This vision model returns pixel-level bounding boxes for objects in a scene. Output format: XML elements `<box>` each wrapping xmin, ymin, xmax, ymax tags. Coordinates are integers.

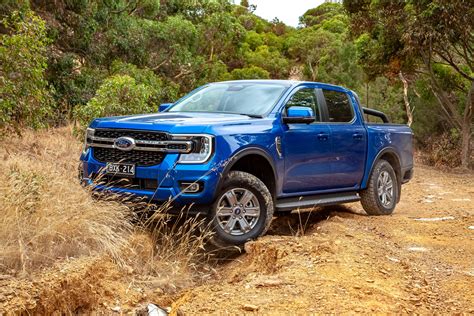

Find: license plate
<box><xmin>105</xmin><ymin>163</ymin><xmax>135</xmax><ymax>176</ymax></box>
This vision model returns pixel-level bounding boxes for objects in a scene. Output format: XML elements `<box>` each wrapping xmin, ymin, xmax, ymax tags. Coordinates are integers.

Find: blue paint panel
<box><xmin>328</xmin><ymin>122</ymin><xmax>367</xmax><ymax>189</ymax></box>
<box><xmin>282</xmin><ymin>123</ymin><xmax>332</xmax><ymax>193</ymax></box>
<box><xmin>360</xmin><ymin>124</ymin><xmax>413</xmax><ymax>189</ymax></box>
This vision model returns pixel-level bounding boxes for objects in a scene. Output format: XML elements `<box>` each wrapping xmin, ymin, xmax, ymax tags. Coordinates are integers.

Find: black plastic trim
<box><xmin>368</xmin><ymin>148</ymin><xmax>403</xmax><ymax>203</ymax></box>
<box><xmin>370</xmin><ymin>148</ymin><xmax>402</xmax><ymax>180</ymax></box>
<box><xmin>214</xmin><ymin>147</ymin><xmax>278</xmax><ymax>199</ymax></box>
<box><xmin>363</xmin><ymin>107</ymin><xmax>390</xmax><ymax>123</ymax></box>
<box><xmin>401</xmin><ymin>167</ymin><xmax>414</xmax><ymax>184</ymax></box>
<box><xmin>282</xmin><ymin>116</ymin><xmax>316</xmax><ymax>124</ymax></box>
<box><xmin>275</xmin><ymin>192</ymin><xmax>360</xmax><ymax>211</ymax></box>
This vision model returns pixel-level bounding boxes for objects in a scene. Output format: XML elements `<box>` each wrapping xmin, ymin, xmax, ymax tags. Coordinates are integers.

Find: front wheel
<box><xmin>360</xmin><ymin>159</ymin><xmax>399</xmax><ymax>215</ymax></box>
<box><xmin>209</xmin><ymin>171</ymin><xmax>274</xmax><ymax>246</ymax></box>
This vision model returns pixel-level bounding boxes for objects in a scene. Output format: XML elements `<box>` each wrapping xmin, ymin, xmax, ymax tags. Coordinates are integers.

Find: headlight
<box><xmin>176</xmin><ymin>135</ymin><xmax>214</xmax><ymax>164</ymax></box>
<box><xmin>83</xmin><ymin>128</ymin><xmax>95</xmax><ymax>153</ymax></box>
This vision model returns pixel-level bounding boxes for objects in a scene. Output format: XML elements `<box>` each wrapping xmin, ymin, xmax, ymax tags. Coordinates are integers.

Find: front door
<box><xmin>282</xmin><ymin>87</ymin><xmax>333</xmax><ymax>193</ymax></box>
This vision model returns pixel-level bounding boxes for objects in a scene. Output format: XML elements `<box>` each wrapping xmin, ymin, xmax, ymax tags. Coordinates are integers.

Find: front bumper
<box><xmin>80</xmin><ymin>148</ymin><xmax>221</xmax><ymax>206</ymax></box>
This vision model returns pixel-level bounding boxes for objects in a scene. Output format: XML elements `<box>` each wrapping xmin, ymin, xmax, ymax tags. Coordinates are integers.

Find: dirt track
<box><xmin>175</xmin><ymin>165</ymin><xmax>474</xmax><ymax>314</ymax></box>
<box><xmin>1</xmin><ymin>165</ymin><xmax>473</xmax><ymax>314</ymax></box>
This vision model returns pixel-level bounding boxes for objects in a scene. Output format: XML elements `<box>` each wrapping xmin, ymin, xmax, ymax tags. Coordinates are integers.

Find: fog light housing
<box><xmin>179</xmin><ymin>182</ymin><xmax>202</xmax><ymax>193</ymax></box>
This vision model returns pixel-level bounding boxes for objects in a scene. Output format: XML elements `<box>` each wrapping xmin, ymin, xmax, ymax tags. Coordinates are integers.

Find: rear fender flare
<box><xmin>365</xmin><ymin>148</ymin><xmax>402</xmax><ymax>202</ymax></box>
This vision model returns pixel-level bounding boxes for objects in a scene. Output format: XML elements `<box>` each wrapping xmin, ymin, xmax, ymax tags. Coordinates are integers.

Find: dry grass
<box><xmin>0</xmin><ymin>126</ymin><xmax>214</xmax><ymax>311</ymax></box>
<box><xmin>0</xmin><ymin>127</ymin><xmax>133</xmax><ymax>274</ymax></box>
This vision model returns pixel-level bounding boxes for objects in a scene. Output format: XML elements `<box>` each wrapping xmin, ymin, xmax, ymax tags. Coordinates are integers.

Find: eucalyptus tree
<box><xmin>345</xmin><ymin>0</ymin><xmax>473</xmax><ymax>168</ymax></box>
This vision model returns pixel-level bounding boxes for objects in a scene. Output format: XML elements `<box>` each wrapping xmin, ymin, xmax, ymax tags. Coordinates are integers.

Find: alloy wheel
<box><xmin>216</xmin><ymin>188</ymin><xmax>261</xmax><ymax>236</ymax></box>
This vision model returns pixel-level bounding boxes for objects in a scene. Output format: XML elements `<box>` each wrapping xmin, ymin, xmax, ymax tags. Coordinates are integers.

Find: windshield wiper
<box><xmin>239</xmin><ymin>113</ymin><xmax>263</xmax><ymax>118</ymax></box>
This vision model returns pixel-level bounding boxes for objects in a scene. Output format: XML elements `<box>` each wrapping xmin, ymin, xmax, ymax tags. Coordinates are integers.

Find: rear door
<box><xmin>320</xmin><ymin>89</ymin><xmax>367</xmax><ymax>189</ymax></box>
<box><xmin>282</xmin><ymin>86</ymin><xmax>333</xmax><ymax>193</ymax></box>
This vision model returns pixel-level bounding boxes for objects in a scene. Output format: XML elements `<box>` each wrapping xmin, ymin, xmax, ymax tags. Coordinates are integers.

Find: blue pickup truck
<box><xmin>80</xmin><ymin>80</ymin><xmax>413</xmax><ymax>245</ymax></box>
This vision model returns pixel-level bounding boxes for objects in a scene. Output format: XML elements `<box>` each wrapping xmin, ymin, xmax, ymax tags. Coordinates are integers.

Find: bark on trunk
<box><xmin>209</xmin><ymin>44</ymin><xmax>214</xmax><ymax>61</ymax></box>
<box><xmin>308</xmin><ymin>61</ymin><xmax>316</xmax><ymax>81</ymax></box>
<box><xmin>399</xmin><ymin>71</ymin><xmax>414</xmax><ymax>127</ymax></box>
<box><xmin>461</xmin><ymin>81</ymin><xmax>473</xmax><ymax>169</ymax></box>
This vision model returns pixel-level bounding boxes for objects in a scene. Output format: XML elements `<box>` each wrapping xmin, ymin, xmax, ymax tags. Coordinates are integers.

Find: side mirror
<box><xmin>159</xmin><ymin>103</ymin><xmax>173</xmax><ymax>112</ymax></box>
<box><xmin>283</xmin><ymin>106</ymin><xmax>316</xmax><ymax>124</ymax></box>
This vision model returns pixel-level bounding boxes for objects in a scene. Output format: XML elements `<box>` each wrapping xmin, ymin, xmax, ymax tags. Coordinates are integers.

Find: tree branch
<box><xmin>399</xmin><ymin>71</ymin><xmax>414</xmax><ymax>126</ymax></box>
<box><xmin>421</xmin><ymin>47</ymin><xmax>463</xmax><ymax>130</ymax></box>
<box><xmin>434</xmin><ymin>47</ymin><xmax>474</xmax><ymax>82</ymax></box>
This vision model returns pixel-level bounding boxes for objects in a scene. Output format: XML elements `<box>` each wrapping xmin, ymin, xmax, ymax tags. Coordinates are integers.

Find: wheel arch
<box><xmin>369</xmin><ymin>148</ymin><xmax>402</xmax><ymax>202</ymax></box>
<box><xmin>215</xmin><ymin>147</ymin><xmax>277</xmax><ymax>199</ymax></box>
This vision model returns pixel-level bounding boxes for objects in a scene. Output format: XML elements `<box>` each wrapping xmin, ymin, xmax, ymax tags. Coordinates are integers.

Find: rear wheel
<box><xmin>209</xmin><ymin>171</ymin><xmax>273</xmax><ymax>246</ymax></box>
<box><xmin>360</xmin><ymin>159</ymin><xmax>399</xmax><ymax>215</ymax></box>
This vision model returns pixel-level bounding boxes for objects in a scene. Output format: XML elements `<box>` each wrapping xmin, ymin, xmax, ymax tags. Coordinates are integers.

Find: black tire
<box><xmin>360</xmin><ymin>159</ymin><xmax>399</xmax><ymax>216</ymax></box>
<box><xmin>209</xmin><ymin>171</ymin><xmax>274</xmax><ymax>246</ymax></box>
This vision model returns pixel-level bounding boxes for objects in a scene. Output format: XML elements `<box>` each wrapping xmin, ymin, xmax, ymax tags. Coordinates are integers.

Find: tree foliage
<box><xmin>345</xmin><ymin>0</ymin><xmax>473</xmax><ymax>168</ymax></box>
<box><xmin>0</xmin><ymin>0</ymin><xmax>471</xmax><ymax>167</ymax></box>
<box><xmin>0</xmin><ymin>10</ymin><xmax>53</xmax><ymax>131</ymax></box>
<box><xmin>74</xmin><ymin>74</ymin><xmax>154</xmax><ymax>126</ymax></box>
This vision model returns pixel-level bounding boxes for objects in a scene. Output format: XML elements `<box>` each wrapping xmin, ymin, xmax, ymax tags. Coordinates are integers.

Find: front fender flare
<box><xmin>213</xmin><ymin>147</ymin><xmax>277</xmax><ymax>200</ymax></box>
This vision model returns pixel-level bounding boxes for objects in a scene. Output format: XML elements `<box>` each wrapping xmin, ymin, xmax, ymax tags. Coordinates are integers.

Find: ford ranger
<box><xmin>79</xmin><ymin>80</ymin><xmax>414</xmax><ymax>246</ymax></box>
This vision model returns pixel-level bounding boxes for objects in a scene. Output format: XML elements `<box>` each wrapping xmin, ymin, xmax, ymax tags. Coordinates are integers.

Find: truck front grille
<box><xmin>88</xmin><ymin>128</ymin><xmax>196</xmax><ymax>166</ymax></box>
<box><xmin>94</xmin><ymin>129</ymin><xmax>169</xmax><ymax>141</ymax></box>
<box><xmin>93</xmin><ymin>147</ymin><xmax>165</xmax><ymax>166</ymax></box>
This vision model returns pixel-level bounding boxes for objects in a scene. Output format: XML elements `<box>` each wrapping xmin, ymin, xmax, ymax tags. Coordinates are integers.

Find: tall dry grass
<box><xmin>0</xmin><ymin>127</ymin><xmax>133</xmax><ymax>274</ymax></box>
<box><xmin>123</xmin><ymin>209</ymin><xmax>215</xmax><ymax>292</ymax></box>
<box><xmin>0</xmin><ymin>127</ymin><xmax>213</xmax><ymax>287</ymax></box>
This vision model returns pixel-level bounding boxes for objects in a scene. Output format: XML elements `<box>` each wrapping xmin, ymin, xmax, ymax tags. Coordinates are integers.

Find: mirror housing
<box><xmin>283</xmin><ymin>106</ymin><xmax>316</xmax><ymax>124</ymax></box>
<box><xmin>159</xmin><ymin>103</ymin><xmax>173</xmax><ymax>112</ymax></box>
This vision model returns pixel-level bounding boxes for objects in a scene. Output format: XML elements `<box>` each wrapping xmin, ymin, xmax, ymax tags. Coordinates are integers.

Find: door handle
<box><xmin>317</xmin><ymin>133</ymin><xmax>329</xmax><ymax>141</ymax></box>
<box><xmin>353</xmin><ymin>133</ymin><xmax>363</xmax><ymax>140</ymax></box>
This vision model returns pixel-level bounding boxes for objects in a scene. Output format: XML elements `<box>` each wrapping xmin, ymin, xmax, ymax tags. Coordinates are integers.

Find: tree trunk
<box><xmin>461</xmin><ymin>81</ymin><xmax>473</xmax><ymax>169</ymax></box>
<box><xmin>421</xmin><ymin>49</ymin><xmax>463</xmax><ymax>129</ymax></box>
<box><xmin>209</xmin><ymin>44</ymin><xmax>214</xmax><ymax>61</ymax></box>
<box><xmin>308</xmin><ymin>61</ymin><xmax>316</xmax><ymax>81</ymax></box>
<box><xmin>399</xmin><ymin>71</ymin><xmax>414</xmax><ymax>127</ymax></box>
<box><xmin>366</xmin><ymin>82</ymin><xmax>369</xmax><ymax>108</ymax></box>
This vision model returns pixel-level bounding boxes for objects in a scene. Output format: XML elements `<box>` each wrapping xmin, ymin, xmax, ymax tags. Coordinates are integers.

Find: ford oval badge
<box><xmin>114</xmin><ymin>137</ymin><xmax>136</xmax><ymax>151</ymax></box>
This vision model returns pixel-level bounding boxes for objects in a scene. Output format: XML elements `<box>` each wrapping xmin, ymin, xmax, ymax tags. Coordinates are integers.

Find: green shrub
<box><xmin>74</xmin><ymin>75</ymin><xmax>154</xmax><ymax>126</ymax></box>
<box><xmin>48</xmin><ymin>54</ymin><xmax>107</xmax><ymax>118</ymax></box>
<box><xmin>244</xmin><ymin>45</ymin><xmax>290</xmax><ymax>78</ymax></box>
<box><xmin>226</xmin><ymin>66</ymin><xmax>270</xmax><ymax>80</ymax></box>
<box><xmin>0</xmin><ymin>10</ymin><xmax>53</xmax><ymax>131</ymax></box>
<box><xmin>110</xmin><ymin>60</ymin><xmax>179</xmax><ymax>104</ymax></box>
<box><xmin>197</xmin><ymin>59</ymin><xmax>230</xmax><ymax>85</ymax></box>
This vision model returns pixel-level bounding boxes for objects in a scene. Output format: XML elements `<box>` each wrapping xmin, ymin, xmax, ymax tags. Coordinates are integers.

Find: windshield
<box><xmin>169</xmin><ymin>83</ymin><xmax>288</xmax><ymax>116</ymax></box>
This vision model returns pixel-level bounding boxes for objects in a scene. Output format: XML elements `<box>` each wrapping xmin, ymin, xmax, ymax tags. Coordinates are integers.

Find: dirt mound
<box><xmin>0</xmin><ymin>257</ymin><xmax>117</xmax><ymax>313</ymax></box>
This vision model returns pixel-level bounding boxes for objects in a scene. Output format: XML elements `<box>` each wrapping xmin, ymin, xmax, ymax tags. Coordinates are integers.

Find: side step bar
<box><xmin>275</xmin><ymin>192</ymin><xmax>360</xmax><ymax>211</ymax></box>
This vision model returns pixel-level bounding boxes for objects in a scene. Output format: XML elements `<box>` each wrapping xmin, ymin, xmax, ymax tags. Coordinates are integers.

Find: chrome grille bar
<box><xmin>87</xmin><ymin>136</ymin><xmax>193</xmax><ymax>153</ymax></box>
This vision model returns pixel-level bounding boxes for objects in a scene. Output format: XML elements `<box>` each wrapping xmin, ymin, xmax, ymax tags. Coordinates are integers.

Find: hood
<box><xmin>90</xmin><ymin>112</ymin><xmax>261</xmax><ymax>134</ymax></box>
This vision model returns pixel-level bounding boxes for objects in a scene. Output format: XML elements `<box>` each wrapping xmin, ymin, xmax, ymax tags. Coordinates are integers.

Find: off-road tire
<box><xmin>360</xmin><ymin>159</ymin><xmax>399</xmax><ymax>216</ymax></box>
<box><xmin>209</xmin><ymin>171</ymin><xmax>274</xmax><ymax>247</ymax></box>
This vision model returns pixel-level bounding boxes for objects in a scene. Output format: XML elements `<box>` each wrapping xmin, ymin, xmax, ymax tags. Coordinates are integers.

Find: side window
<box><xmin>323</xmin><ymin>90</ymin><xmax>354</xmax><ymax>123</ymax></box>
<box><xmin>285</xmin><ymin>88</ymin><xmax>321</xmax><ymax>122</ymax></box>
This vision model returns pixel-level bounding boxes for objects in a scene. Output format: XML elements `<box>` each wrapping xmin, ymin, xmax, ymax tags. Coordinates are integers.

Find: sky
<box><xmin>248</xmin><ymin>0</ymin><xmax>326</xmax><ymax>27</ymax></box>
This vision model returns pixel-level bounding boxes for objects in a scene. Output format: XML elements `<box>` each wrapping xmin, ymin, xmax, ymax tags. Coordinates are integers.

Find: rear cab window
<box><xmin>322</xmin><ymin>89</ymin><xmax>354</xmax><ymax>123</ymax></box>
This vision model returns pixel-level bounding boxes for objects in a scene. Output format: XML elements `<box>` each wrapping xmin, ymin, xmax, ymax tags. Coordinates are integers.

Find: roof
<box><xmin>212</xmin><ymin>79</ymin><xmax>349</xmax><ymax>91</ymax></box>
